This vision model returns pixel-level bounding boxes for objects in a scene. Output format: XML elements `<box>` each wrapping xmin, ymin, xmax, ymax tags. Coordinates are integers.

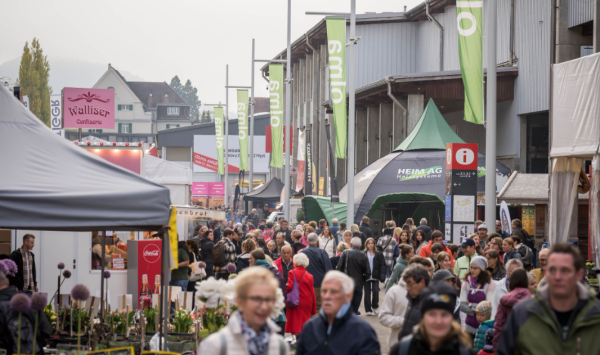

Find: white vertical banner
<box><xmin>23</xmin><ymin>95</ymin><xmax>30</xmax><ymax>110</ymax></box>
<box><xmin>50</xmin><ymin>94</ymin><xmax>65</xmax><ymax>137</ymax></box>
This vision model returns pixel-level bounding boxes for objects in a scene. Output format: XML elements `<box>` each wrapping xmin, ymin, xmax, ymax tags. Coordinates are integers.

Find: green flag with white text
<box><xmin>237</xmin><ymin>89</ymin><xmax>249</xmax><ymax>171</ymax></box>
<box><xmin>269</xmin><ymin>64</ymin><xmax>284</xmax><ymax>168</ymax></box>
<box><xmin>326</xmin><ymin>17</ymin><xmax>347</xmax><ymax>158</ymax></box>
<box><xmin>214</xmin><ymin>106</ymin><xmax>225</xmax><ymax>175</ymax></box>
<box><xmin>457</xmin><ymin>0</ymin><xmax>483</xmax><ymax>124</ymax></box>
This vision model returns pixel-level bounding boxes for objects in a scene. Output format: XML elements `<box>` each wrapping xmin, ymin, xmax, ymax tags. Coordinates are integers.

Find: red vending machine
<box><xmin>127</xmin><ymin>239</ymin><xmax>162</xmax><ymax>309</ymax></box>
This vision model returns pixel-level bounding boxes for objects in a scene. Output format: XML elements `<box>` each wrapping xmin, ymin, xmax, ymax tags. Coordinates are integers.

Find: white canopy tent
<box><xmin>550</xmin><ymin>52</ymin><xmax>599</xmax><ymax>264</ymax></box>
<box><xmin>144</xmin><ymin>155</ymin><xmax>192</xmax><ymax>206</ymax></box>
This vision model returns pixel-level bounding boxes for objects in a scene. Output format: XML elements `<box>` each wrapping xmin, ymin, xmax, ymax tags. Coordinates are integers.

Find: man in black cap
<box><xmin>454</xmin><ymin>237</ymin><xmax>477</xmax><ymax>282</ymax></box>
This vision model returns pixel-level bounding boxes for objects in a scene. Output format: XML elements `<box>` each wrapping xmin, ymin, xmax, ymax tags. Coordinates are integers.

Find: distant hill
<box><xmin>0</xmin><ymin>56</ymin><xmax>145</xmax><ymax>93</ymax></box>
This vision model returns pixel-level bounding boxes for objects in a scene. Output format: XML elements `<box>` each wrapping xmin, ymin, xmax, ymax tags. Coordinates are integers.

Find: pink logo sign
<box><xmin>142</xmin><ymin>243</ymin><xmax>161</xmax><ymax>264</ymax></box>
<box><xmin>192</xmin><ymin>182</ymin><xmax>225</xmax><ymax>196</ymax></box>
<box><xmin>63</xmin><ymin>87</ymin><xmax>115</xmax><ymax>129</ymax></box>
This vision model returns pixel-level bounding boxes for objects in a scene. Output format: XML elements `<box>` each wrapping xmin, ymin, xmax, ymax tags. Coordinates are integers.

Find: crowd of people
<box><xmin>193</xmin><ymin>213</ymin><xmax>600</xmax><ymax>355</ymax></box>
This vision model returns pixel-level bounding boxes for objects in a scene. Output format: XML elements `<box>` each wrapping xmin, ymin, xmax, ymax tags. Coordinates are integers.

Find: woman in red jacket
<box><xmin>285</xmin><ymin>252</ymin><xmax>317</xmax><ymax>341</ymax></box>
<box><xmin>493</xmin><ymin>268</ymin><xmax>532</xmax><ymax>350</ymax></box>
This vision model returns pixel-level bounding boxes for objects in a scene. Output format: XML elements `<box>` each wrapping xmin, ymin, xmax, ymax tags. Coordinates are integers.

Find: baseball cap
<box><xmin>460</xmin><ymin>238</ymin><xmax>475</xmax><ymax>247</ymax></box>
<box><xmin>431</xmin><ymin>269</ymin><xmax>456</xmax><ymax>283</ymax></box>
<box><xmin>478</xmin><ymin>224</ymin><xmax>488</xmax><ymax>230</ymax></box>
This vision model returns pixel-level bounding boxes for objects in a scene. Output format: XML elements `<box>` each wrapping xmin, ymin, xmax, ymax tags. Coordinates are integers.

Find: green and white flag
<box><xmin>214</xmin><ymin>106</ymin><xmax>225</xmax><ymax>175</ymax></box>
<box><xmin>457</xmin><ymin>0</ymin><xmax>483</xmax><ymax>124</ymax></box>
<box><xmin>237</xmin><ymin>89</ymin><xmax>249</xmax><ymax>171</ymax></box>
<box><xmin>269</xmin><ymin>64</ymin><xmax>284</xmax><ymax>168</ymax></box>
<box><xmin>326</xmin><ymin>17</ymin><xmax>347</xmax><ymax>158</ymax></box>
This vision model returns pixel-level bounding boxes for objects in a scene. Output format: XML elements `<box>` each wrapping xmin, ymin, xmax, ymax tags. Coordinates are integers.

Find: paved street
<box><xmin>357</xmin><ymin>284</ymin><xmax>391</xmax><ymax>355</ymax></box>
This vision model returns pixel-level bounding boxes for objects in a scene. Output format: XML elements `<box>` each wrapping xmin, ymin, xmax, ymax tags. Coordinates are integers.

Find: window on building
<box><xmin>119</xmin><ymin>123</ymin><xmax>132</xmax><ymax>133</ymax></box>
<box><xmin>107</xmin><ymin>86</ymin><xmax>115</xmax><ymax>90</ymax></box>
<box><xmin>166</xmin><ymin>124</ymin><xmax>180</xmax><ymax>129</ymax></box>
<box><xmin>118</xmin><ymin>104</ymin><xmax>133</xmax><ymax>111</ymax></box>
<box><xmin>167</xmin><ymin>107</ymin><xmax>180</xmax><ymax>115</ymax></box>
<box><xmin>88</xmin><ymin>129</ymin><xmax>103</xmax><ymax>133</ymax></box>
<box><xmin>90</xmin><ymin>231</ymin><xmax>159</xmax><ymax>270</ymax></box>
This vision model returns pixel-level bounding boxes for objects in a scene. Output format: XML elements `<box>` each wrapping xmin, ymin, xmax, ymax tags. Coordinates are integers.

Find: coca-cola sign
<box><xmin>142</xmin><ymin>243</ymin><xmax>161</xmax><ymax>264</ymax></box>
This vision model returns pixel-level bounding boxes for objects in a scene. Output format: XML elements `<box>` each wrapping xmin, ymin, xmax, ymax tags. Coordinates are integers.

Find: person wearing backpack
<box><xmin>390</xmin><ymin>282</ymin><xmax>476</xmax><ymax>355</ymax></box>
<box><xmin>511</xmin><ymin>235</ymin><xmax>533</xmax><ymax>271</ymax></box>
<box><xmin>212</xmin><ymin>228</ymin><xmax>237</xmax><ymax>280</ymax></box>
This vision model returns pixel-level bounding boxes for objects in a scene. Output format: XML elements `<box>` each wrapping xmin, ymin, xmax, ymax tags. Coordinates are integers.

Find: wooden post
<box><xmin>125</xmin><ymin>305</ymin><xmax>130</xmax><ymax>338</ymax></box>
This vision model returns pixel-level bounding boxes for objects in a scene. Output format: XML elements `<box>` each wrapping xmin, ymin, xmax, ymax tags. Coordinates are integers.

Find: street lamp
<box><xmin>307</xmin><ymin>0</ymin><xmax>357</xmax><ymax>225</ymax></box>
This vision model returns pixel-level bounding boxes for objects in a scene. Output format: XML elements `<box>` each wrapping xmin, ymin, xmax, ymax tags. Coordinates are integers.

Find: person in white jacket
<box><xmin>491</xmin><ymin>258</ymin><xmax>524</xmax><ymax>318</ymax></box>
<box><xmin>378</xmin><ymin>279</ymin><xmax>409</xmax><ymax>348</ymax></box>
<box><xmin>198</xmin><ymin>267</ymin><xmax>290</xmax><ymax>355</ymax></box>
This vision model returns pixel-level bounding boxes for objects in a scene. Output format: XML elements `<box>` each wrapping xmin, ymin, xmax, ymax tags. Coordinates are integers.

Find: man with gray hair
<box><xmin>0</xmin><ymin>272</ymin><xmax>16</xmax><ymax>301</ymax></box>
<box><xmin>412</xmin><ymin>217</ymin><xmax>432</xmax><ymax>241</ymax></box>
<box><xmin>336</xmin><ymin>237</ymin><xmax>371</xmax><ymax>314</ymax></box>
<box><xmin>492</xmin><ymin>258</ymin><xmax>524</xmax><ymax>316</ymax></box>
<box><xmin>330</xmin><ymin>218</ymin><xmax>340</xmax><ymax>237</ymax></box>
<box><xmin>296</xmin><ymin>271</ymin><xmax>381</xmax><ymax>355</ymax></box>
<box><xmin>301</xmin><ymin>233</ymin><xmax>332</xmax><ymax>309</ymax></box>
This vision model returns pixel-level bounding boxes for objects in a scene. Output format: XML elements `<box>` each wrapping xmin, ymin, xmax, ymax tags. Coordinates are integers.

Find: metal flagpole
<box><xmin>284</xmin><ymin>0</ymin><xmax>292</xmax><ymax>222</ymax></box>
<box><xmin>250</xmin><ymin>39</ymin><xmax>256</xmax><ymax>193</ymax></box>
<box><xmin>225</xmin><ymin>65</ymin><xmax>229</xmax><ymax>209</ymax></box>
<box><xmin>485</xmin><ymin>0</ymin><xmax>497</xmax><ymax>227</ymax></box>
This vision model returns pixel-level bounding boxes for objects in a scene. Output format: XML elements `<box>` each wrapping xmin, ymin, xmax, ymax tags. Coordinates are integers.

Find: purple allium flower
<box><xmin>198</xmin><ymin>261</ymin><xmax>206</xmax><ymax>269</ymax></box>
<box><xmin>3</xmin><ymin>260</ymin><xmax>17</xmax><ymax>277</ymax></box>
<box><xmin>57</xmin><ymin>262</ymin><xmax>65</xmax><ymax>270</ymax></box>
<box><xmin>31</xmin><ymin>293</ymin><xmax>47</xmax><ymax>311</ymax></box>
<box><xmin>71</xmin><ymin>284</ymin><xmax>90</xmax><ymax>301</ymax></box>
<box><xmin>10</xmin><ymin>294</ymin><xmax>31</xmax><ymax>312</ymax></box>
<box><xmin>103</xmin><ymin>270</ymin><xmax>111</xmax><ymax>279</ymax></box>
<box><xmin>0</xmin><ymin>261</ymin><xmax>8</xmax><ymax>276</ymax></box>
<box><xmin>226</xmin><ymin>262</ymin><xmax>236</xmax><ymax>273</ymax></box>
<box><xmin>62</xmin><ymin>270</ymin><xmax>72</xmax><ymax>279</ymax></box>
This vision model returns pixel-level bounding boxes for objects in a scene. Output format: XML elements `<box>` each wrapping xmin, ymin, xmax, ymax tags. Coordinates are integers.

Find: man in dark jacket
<box><xmin>296</xmin><ymin>271</ymin><xmax>381</xmax><ymax>355</ymax></box>
<box><xmin>397</xmin><ymin>264</ymin><xmax>430</xmax><ymax>340</ymax></box>
<box><xmin>9</xmin><ymin>234</ymin><xmax>37</xmax><ymax>293</ymax></box>
<box><xmin>276</xmin><ymin>220</ymin><xmax>293</xmax><ymax>244</ymax></box>
<box><xmin>359</xmin><ymin>216</ymin><xmax>374</xmax><ymax>242</ymax></box>
<box><xmin>497</xmin><ymin>243</ymin><xmax>600</xmax><ymax>355</ymax></box>
<box><xmin>336</xmin><ymin>237</ymin><xmax>371</xmax><ymax>314</ymax></box>
<box><xmin>0</xmin><ymin>272</ymin><xmax>17</xmax><ymax>301</ymax></box>
<box><xmin>300</xmin><ymin>233</ymin><xmax>332</xmax><ymax>310</ymax></box>
<box><xmin>412</xmin><ymin>218</ymin><xmax>433</xmax><ymax>241</ymax></box>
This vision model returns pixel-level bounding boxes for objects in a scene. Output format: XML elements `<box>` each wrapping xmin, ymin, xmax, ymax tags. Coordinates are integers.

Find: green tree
<box><xmin>169</xmin><ymin>76</ymin><xmax>201</xmax><ymax>119</ymax></box>
<box><xmin>19</xmin><ymin>38</ymin><xmax>51</xmax><ymax>126</ymax></box>
<box><xmin>200</xmin><ymin>110</ymin><xmax>212</xmax><ymax>123</ymax></box>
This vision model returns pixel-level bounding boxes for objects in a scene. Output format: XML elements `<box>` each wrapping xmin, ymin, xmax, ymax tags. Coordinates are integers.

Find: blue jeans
<box><xmin>169</xmin><ymin>279</ymin><xmax>188</xmax><ymax>313</ymax></box>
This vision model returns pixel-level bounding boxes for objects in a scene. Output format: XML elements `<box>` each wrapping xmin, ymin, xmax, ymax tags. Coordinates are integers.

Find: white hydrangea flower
<box><xmin>221</xmin><ymin>278</ymin><xmax>237</xmax><ymax>305</ymax></box>
<box><xmin>270</xmin><ymin>287</ymin><xmax>285</xmax><ymax>319</ymax></box>
<box><xmin>196</xmin><ymin>277</ymin><xmax>226</xmax><ymax>308</ymax></box>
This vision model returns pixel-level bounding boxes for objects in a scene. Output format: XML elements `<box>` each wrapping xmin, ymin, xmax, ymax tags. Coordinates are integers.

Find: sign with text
<box><xmin>50</xmin><ymin>93</ymin><xmax>65</xmax><ymax>137</ymax></box>
<box><xmin>63</xmin><ymin>87</ymin><xmax>115</xmax><ymax>129</ymax></box>
<box><xmin>191</xmin><ymin>182</ymin><xmax>225</xmax><ymax>196</ymax></box>
<box><xmin>193</xmin><ymin>135</ymin><xmax>269</xmax><ymax>173</ymax></box>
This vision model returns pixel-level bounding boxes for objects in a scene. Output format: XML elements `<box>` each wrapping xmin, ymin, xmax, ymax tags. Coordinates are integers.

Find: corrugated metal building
<box><xmin>262</xmin><ymin>0</ymin><xmax>565</xmax><ymax>196</ymax></box>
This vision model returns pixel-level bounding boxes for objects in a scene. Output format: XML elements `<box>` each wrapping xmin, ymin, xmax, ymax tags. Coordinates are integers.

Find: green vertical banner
<box><xmin>457</xmin><ymin>0</ymin><xmax>483</xmax><ymax>124</ymax></box>
<box><xmin>326</xmin><ymin>17</ymin><xmax>347</xmax><ymax>158</ymax></box>
<box><xmin>237</xmin><ymin>89</ymin><xmax>249</xmax><ymax>171</ymax></box>
<box><xmin>269</xmin><ymin>64</ymin><xmax>284</xmax><ymax>168</ymax></box>
<box><xmin>214</xmin><ymin>106</ymin><xmax>225</xmax><ymax>175</ymax></box>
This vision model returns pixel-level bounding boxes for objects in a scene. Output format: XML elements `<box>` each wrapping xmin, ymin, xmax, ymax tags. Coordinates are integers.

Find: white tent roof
<box><xmin>551</xmin><ymin>52</ymin><xmax>600</xmax><ymax>157</ymax></box>
<box><xmin>144</xmin><ymin>155</ymin><xmax>192</xmax><ymax>185</ymax></box>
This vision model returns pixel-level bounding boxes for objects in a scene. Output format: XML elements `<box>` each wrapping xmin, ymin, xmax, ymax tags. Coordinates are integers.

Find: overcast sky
<box><xmin>0</xmin><ymin>0</ymin><xmax>422</xmax><ymax>106</ymax></box>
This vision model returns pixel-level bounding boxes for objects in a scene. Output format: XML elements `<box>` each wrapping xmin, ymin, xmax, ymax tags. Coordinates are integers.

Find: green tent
<box><xmin>301</xmin><ymin>196</ymin><xmax>347</xmax><ymax>225</ymax></box>
<box><xmin>394</xmin><ymin>98</ymin><xmax>464</xmax><ymax>152</ymax></box>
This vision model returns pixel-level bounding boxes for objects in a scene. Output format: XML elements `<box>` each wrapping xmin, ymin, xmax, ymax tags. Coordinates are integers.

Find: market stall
<box><xmin>144</xmin><ymin>154</ymin><xmax>192</xmax><ymax>206</ymax></box>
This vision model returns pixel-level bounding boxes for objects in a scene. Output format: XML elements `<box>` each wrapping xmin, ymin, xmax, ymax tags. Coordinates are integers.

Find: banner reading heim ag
<box><xmin>269</xmin><ymin>64</ymin><xmax>284</xmax><ymax>168</ymax></box>
<box><xmin>237</xmin><ymin>89</ymin><xmax>249</xmax><ymax>171</ymax></box>
<box><xmin>214</xmin><ymin>106</ymin><xmax>225</xmax><ymax>175</ymax></box>
<box><xmin>457</xmin><ymin>1</ymin><xmax>483</xmax><ymax>125</ymax></box>
<box><xmin>326</xmin><ymin>17</ymin><xmax>347</xmax><ymax>158</ymax></box>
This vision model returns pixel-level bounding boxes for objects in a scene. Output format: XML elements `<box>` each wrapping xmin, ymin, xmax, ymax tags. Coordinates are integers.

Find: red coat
<box><xmin>493</xmin><ymin>287</ymin><xmax>531</xmax><ymax>350</ymax></box>
<box><xmin>418</xmin><ymin>240</ymin><xmax>455</xmax><ymax>267</ymax></box>
<box><xmin>285</xmin><ymin>266</ymin><xmax>316</xmax><ymax>334</ymax></box>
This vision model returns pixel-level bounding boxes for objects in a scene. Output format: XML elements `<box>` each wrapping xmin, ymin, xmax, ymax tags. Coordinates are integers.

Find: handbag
<box><xmin>189</xmin><ymin>253</ymin><xmax>207</xmax><ymax>282</ymax></box>
<box><xmin>285</xmin><ymin>270</ymin><xmax>304</xmax><ymax>308</ymax></box>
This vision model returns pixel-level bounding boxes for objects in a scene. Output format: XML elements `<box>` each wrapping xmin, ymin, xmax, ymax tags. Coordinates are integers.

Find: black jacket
<box><xmin>232</xmin><ymin>238</ymin><xmax>243</xmax><ymax>255</ymax></box>
<box><xmin>359</xmin><ymin>223</ymin><xmax>374</xmax><ymax>242</ymax></box>
<box><xmin>365</xmin><ymin>251</ymin><xmax>386</xmax><ymax>282</ymax></box>
<box><xmin>0</xmin><ymin>286</ymin><xmax>17</xmax><ymax>302</ymax></box>
<box><xmin>330</xmin><ymin>255</ymin><xmax>341</xmax><ymax>270</ymax></box>
<box><xmin>301</xmin><ymin>245</ymin><xmax>333</xmax><ymax>287</ymax></box>
<box><xmin>391</xmin><ymin>331</ymin><xmax>477</xmax><ymax>355</ymax></box>
<box><xmin>276</xmin><ymin>228</ymin><xmax>293</xmax><ymax>244</ymax></box>
<box><xmin>296</xmin><ymin>305</ymin><xmax>381</xmax><ymax>355</ymax></box>
<box><xmin>9</xmin><ymin>249</ymin><xmax>36</xmax><ymax>291</ymax></box>
<box><xmin>398</xmin><ymin>292</ymin><xmax>425</xmax><ymax>340</ymax></box>
<box><xmin>336</xmin><ymin>247</ymin><xmax>371</xmax><ymax>288</ymax></box>
<box><xmin>412</xmin><ymin>225</ymin><xmax>433</xmax><ymax>241</ymax></box>
<box><xmin>0</xmin><ymin>300</ymin><xmax>53</xmax><ymax>355</ymax></box>
<box><xmin>198</xmin><ymin>238</ymin><xmax>215</xmax><ymax>278</ymax></box>
<box><xmin>353</xmin><ymin>232</ymin><xmax>367</xmax><ymax>247</ymax></box>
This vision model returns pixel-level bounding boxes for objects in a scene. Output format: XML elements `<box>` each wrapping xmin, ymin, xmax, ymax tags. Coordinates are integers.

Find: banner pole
<box><xmin>249</xmin><ymin>39</ymin><xmax>256</xmax><ymax>193</ymax></box>
<box><xmin>225</xmin><ymin>65</ymin><xmax>230</xmax><ymax>208</ymax></box>
<box><xmin>485</xmin><ymin>0</ymin><xmax>497</xmax><ymax>227</ymax></box>
<box><xmin>284</xmin><ymin>0</ymin><xmax>292</xmax><ymax>222</ymax></box>
<box><xmin>347</xmin><ymin>0</ymin><xmax>356</xmax><ymax>225</ymax></box>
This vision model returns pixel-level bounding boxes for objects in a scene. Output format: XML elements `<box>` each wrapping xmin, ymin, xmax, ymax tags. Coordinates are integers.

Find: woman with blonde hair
<box><xmin>501</xmin><ymin>238</ymin><xmax>521</xmax><ymax>264</ymax></box>
<box><xmin>351</xmin><ymin>223</ymin><xmax>366</xmax><ymax>246</ymax></box>
<box><xmin>198</xmin><ymin>267</ymin><xmax>290</xmax><ymax>354</ymax></box>
<box><xmin>318</xmin><ymin>225</ymin><xmax>337</xmax><ymax>257</ymax></box>
<box><xmin>390</xmin><ymin>282</ymin><xmax>474</xmax><ymax>354</ymax></box>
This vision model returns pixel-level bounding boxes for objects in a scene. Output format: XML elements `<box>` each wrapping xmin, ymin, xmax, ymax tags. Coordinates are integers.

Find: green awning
<box><xmin>365</xmin><ymin>192</ymin><xmax>444</xmax><ymax>218</ymax></box>
<box><xmin>394</xmin><ymin>98</ymin><xmax>465</xmax><ymax>151</ymax></box>
<box><xmin>302</xmin><ymin>196</ymin><xmax>347</xmax><ymax>225</ymax></box>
